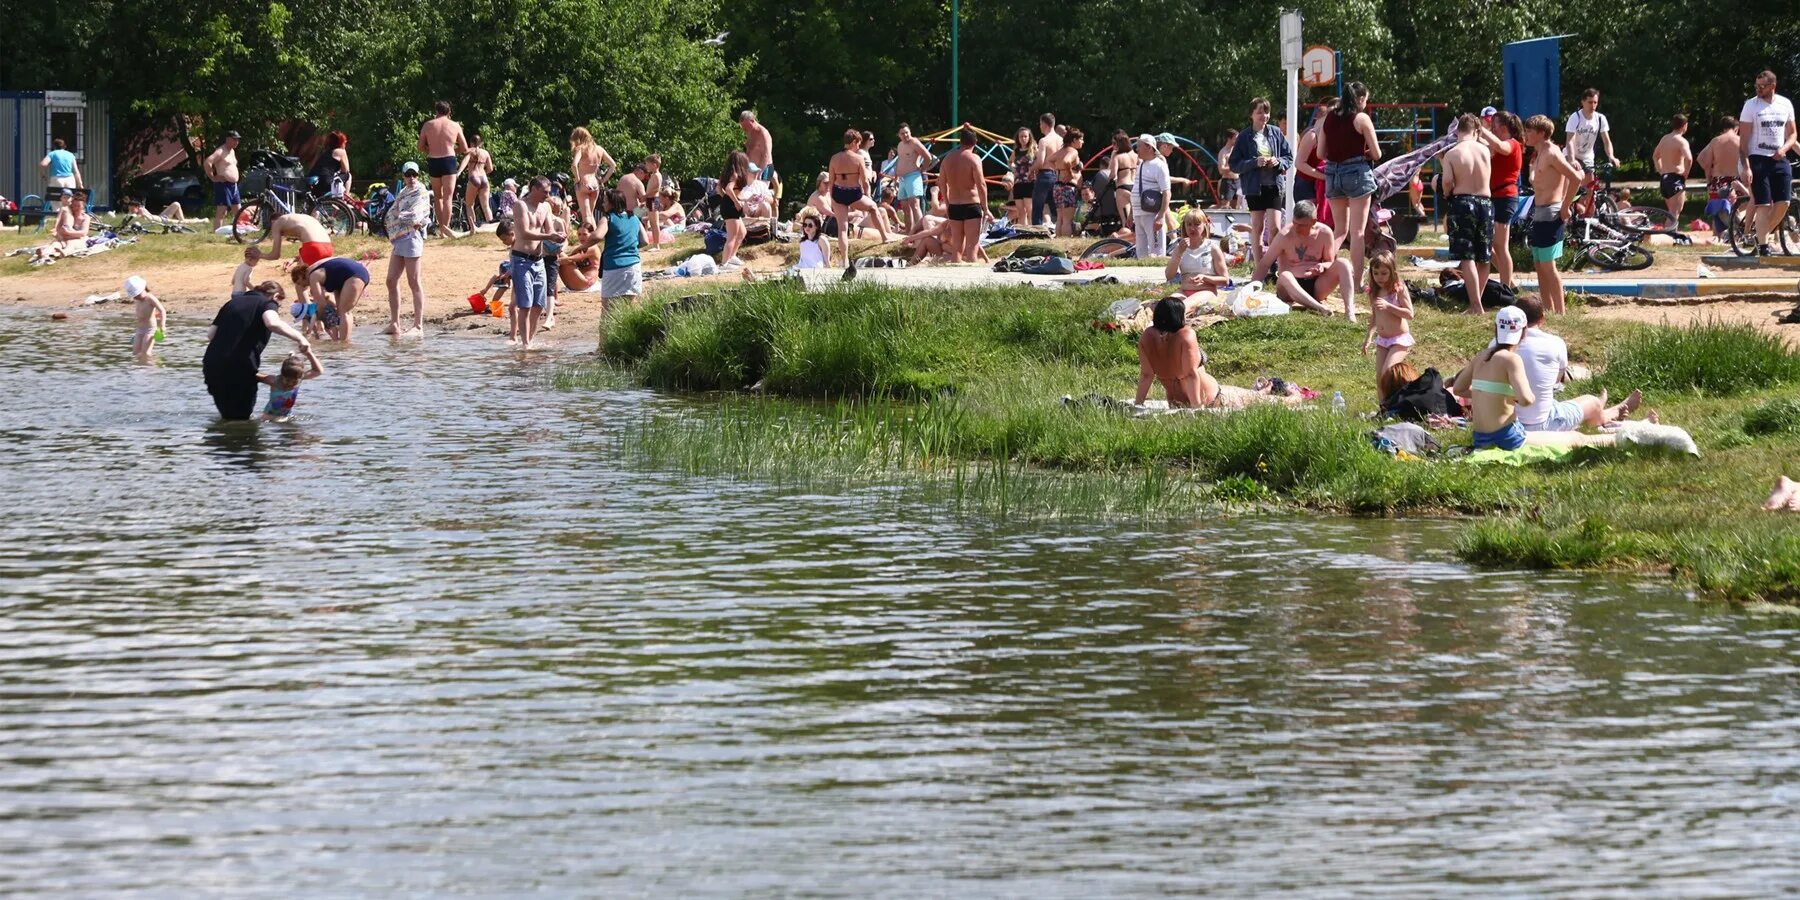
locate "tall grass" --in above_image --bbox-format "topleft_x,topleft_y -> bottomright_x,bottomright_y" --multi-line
1592,320 -> 1800,396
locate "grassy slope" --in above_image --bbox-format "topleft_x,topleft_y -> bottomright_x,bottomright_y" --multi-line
589,281 -> 1800,603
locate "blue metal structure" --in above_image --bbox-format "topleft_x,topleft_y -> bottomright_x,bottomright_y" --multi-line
1504,36 -> 1569,123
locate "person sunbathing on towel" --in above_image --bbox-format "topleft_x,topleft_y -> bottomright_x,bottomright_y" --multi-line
1135,297 -> 1305,409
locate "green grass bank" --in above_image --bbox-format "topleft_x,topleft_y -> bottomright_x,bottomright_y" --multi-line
582,280 -> 1800,606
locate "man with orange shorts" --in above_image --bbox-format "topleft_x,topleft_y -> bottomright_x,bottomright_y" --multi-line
249,212 -> 334,267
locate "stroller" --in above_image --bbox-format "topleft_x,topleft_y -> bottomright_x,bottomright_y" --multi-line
1079,170 -> 1124,236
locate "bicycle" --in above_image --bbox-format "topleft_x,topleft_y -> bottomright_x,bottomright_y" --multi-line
230,176 -> 357,244
1565,210 -> 1655,271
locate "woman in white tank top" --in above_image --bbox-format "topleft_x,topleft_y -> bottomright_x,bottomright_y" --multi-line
1163,211 -> 1230,297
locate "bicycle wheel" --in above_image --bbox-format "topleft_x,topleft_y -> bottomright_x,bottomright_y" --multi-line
1614,205 -> 1679,235
230,198 -> 270,244
1728,204 -> 1758,254
1080,237 -> 1135,260
1584,243 -> 1654,271
313,198 -> 358,236
1779,211 -> 1800,256
450,198 -> 470,233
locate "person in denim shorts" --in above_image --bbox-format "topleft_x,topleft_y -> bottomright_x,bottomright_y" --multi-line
1320,81 -> 1382,299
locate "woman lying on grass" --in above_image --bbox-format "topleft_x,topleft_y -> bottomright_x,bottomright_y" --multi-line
1135,297 -> 1305,409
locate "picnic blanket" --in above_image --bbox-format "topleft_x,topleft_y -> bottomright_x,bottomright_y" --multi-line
6,232 -> 133,266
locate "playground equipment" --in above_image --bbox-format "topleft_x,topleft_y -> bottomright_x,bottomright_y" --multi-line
918,123 -> 1017,193
1081,136 -> 1224,205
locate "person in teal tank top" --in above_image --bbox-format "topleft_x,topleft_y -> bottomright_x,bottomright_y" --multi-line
594,188 -> 643,303
40,138 -> 83,190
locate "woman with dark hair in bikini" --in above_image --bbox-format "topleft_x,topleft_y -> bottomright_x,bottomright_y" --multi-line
1009,127 -> 1036,225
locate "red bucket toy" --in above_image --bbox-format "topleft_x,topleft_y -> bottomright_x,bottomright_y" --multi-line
466,292 -> 487,313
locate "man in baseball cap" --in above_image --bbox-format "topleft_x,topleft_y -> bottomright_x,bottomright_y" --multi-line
1479,106 -> 1498,120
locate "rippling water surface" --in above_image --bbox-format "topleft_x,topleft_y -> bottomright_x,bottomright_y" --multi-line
1,311 -> 1797,895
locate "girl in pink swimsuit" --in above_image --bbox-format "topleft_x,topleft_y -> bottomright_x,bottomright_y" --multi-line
1361,249 -> 1415,399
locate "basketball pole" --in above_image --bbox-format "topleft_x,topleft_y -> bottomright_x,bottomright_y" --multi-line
1281,10 -> 1302,218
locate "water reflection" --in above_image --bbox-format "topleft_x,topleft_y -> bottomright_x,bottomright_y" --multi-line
0,310 -> 1795,895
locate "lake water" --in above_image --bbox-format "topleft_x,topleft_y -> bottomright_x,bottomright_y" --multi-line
2,311 -> 1797,896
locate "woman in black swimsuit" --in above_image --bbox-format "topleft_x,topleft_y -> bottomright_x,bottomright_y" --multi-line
717,150 -> 751,268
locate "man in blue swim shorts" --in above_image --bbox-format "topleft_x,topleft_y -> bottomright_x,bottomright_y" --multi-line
893,123 -> 937,234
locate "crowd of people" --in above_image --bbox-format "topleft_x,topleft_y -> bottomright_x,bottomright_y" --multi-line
73,66 -> 1789,446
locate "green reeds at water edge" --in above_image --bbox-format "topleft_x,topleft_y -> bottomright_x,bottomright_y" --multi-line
580,282 -> 1800,605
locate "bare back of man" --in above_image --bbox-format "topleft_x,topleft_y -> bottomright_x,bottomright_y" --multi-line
418,108 -> 468,238
939,138 -> 986,263
253,214 -> 333,266
1441,120 -> 1495,312
1652,123 -> 1694,222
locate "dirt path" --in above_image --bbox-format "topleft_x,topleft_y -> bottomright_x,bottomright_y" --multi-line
1586,296 -> 1800,344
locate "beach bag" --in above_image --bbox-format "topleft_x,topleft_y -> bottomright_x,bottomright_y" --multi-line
1384,367 -> 1460,421
703,228 -> 727,258
1022,255 -> 1076,276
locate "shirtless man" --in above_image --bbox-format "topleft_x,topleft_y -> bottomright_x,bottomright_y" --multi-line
892,124 -> 936,234
740,110 -> 775,183
1653,114 -> 1694,224
1696,116 -> 1748,234
416,100 -> 468,238
508,176 -> 562,351
641,154 -> 665,247
1520,115 -> 1583,315
1439,113 -> 1495,313
828,129 -> 889,264
205,131 -> 241,231
1250,200 -> 1355,319
939,127 -> 987,263
1029,113 -> 1063,227
618,163 -> 646,216
1050,128 -> 1085,237
248,212 -> 334,269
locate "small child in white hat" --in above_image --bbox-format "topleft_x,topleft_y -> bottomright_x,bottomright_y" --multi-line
125,275 -> 166,363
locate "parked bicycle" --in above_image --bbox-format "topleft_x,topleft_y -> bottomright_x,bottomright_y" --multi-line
230,176 -> 357,244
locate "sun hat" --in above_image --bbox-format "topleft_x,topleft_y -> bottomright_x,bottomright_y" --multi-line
401,161 -> 420,174
1495,306 -> 1527,345
123,275 -> 147,298
1155,132 -> 1178,146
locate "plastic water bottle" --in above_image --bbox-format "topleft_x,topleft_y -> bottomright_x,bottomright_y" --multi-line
1332,390 -> 1346,413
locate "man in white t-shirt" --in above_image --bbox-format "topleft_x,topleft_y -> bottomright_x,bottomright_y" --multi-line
1564,88 -> 1617,172
1738,69 -> 1798,255
1130,134 -> 1171,259
1511,295 -> 1641,432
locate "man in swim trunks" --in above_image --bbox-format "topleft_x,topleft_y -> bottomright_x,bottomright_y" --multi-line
416,100 -> 468,239
509,176 -> 561,351
205,131 -> 241,232
248,212 -> 334,268
741,110 -> 776,183
939,126 -> 988,263
1696,116 -> 1747,233
829,128 -> 888,264
1521,115 -> 1583,315
1030,113 -> 1063,227
618,163 -> 646,215
1440,113 -> 1494,314
893,123 -> 936,234
1250,200 -> 1355,320
1050,128 -> 1085,237
1652,114 -> 1693,225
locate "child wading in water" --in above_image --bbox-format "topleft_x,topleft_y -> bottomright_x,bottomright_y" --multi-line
257,348 -> 324,421
125,275 -> 166,363
1361,250 -> 1415,401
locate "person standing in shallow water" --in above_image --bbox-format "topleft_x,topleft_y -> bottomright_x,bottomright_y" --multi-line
202,281 -> 312,421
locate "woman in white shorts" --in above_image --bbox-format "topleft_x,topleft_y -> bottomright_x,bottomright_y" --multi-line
384,161 -> 431,334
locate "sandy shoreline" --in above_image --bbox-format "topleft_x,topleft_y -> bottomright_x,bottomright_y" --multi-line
0,231 -> 804,346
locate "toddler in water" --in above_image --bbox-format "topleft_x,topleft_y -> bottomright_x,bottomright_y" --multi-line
1361,250 -> 1415,400
257,348 -> 324,421
125,275 -> 166,363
